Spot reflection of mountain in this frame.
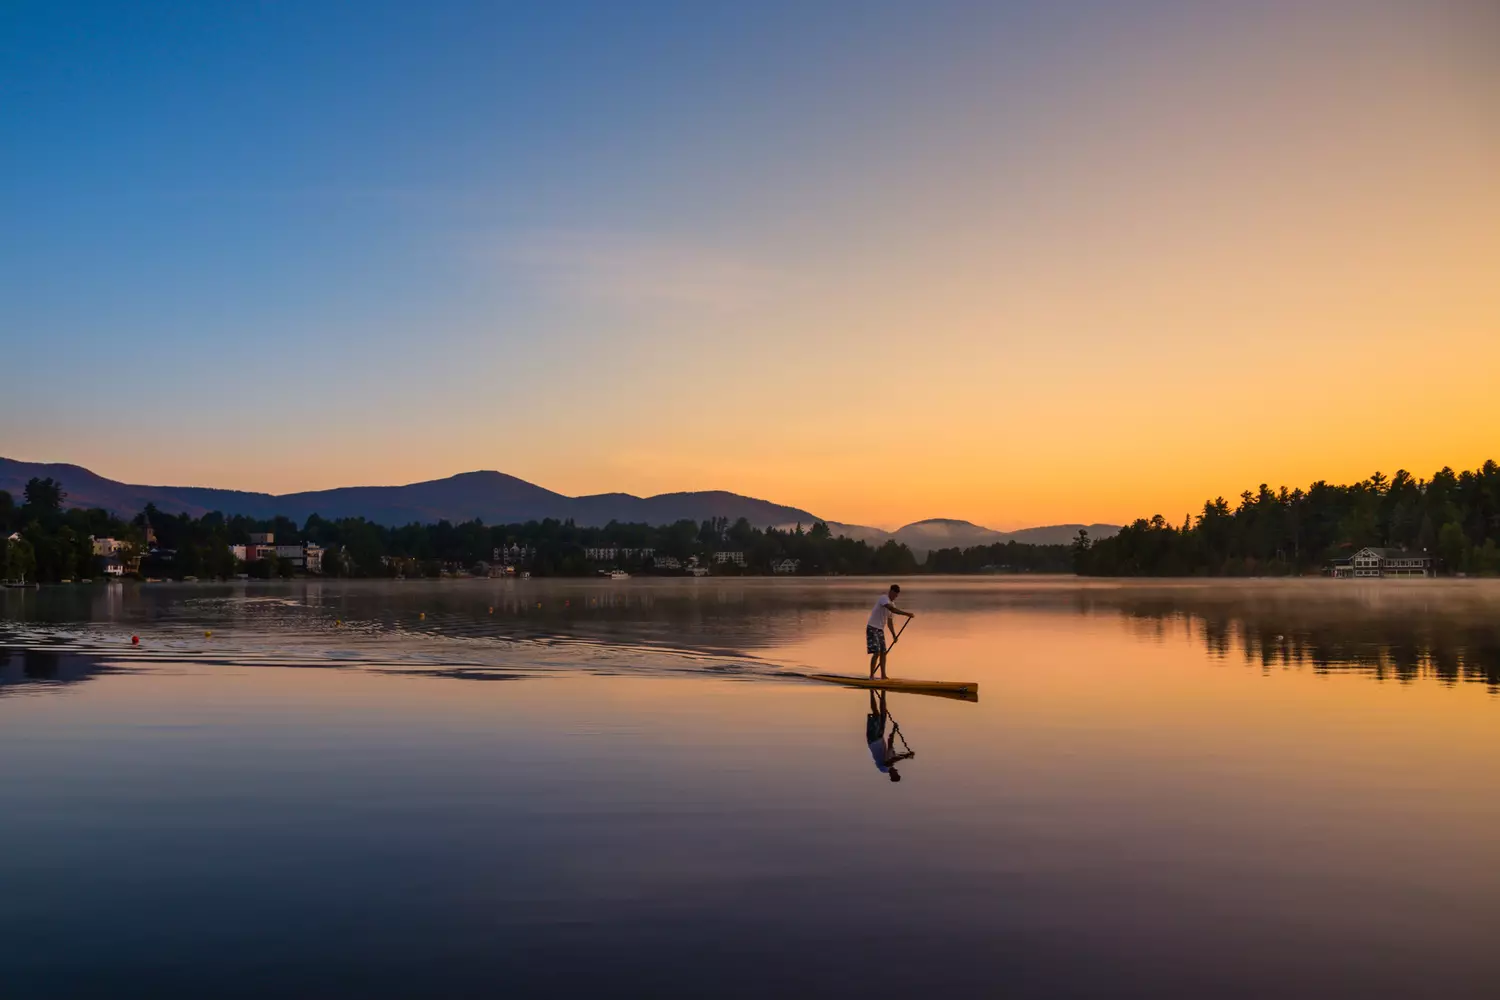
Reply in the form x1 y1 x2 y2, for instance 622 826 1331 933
0 648 120 694
1076 588 1500 689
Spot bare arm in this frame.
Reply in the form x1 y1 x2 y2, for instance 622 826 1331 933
887 603 914 618
885 735 915 764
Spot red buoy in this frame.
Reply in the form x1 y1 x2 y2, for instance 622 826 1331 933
131 635 140 645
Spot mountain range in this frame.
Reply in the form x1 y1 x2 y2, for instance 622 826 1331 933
827 518 1117 554
0 457 1116 553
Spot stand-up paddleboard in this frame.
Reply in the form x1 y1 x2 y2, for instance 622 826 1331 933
805 673 979 701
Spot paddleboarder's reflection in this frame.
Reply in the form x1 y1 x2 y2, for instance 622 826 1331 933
866 690 916 782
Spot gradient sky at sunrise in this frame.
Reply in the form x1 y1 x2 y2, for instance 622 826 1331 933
2 0 1497 529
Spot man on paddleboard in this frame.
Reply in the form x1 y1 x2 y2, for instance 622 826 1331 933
867 583 915 679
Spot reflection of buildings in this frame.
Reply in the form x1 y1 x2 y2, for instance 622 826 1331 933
1329 547 1433 578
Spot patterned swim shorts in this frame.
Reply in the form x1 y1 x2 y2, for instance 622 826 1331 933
866 625 887 655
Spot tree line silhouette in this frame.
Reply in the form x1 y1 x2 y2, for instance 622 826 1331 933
1074 460 1500 577
1 481 936 580
2 478 1081 582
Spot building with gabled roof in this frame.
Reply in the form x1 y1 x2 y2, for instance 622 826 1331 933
1331 547 1432 578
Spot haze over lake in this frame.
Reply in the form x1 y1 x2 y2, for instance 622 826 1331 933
3 578 1498 998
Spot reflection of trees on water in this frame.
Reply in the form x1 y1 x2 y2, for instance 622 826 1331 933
0 648 120 695
1076 591 1500 690
7 581 1498 689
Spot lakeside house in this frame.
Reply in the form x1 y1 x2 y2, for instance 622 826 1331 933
1329 547 1433 578
653 555 683 571
230 534 324 572
91 536 124 556
584 546 655 562
712 551 746 566
492 543 532 566
772 558 800 574
91 535 143 573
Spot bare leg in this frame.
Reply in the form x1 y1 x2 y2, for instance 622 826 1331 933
869 651 880 678
878 649 888 679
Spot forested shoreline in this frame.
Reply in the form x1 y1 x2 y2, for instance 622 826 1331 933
0 478 1072 582
1074 461 1500 577
9 460 1496 583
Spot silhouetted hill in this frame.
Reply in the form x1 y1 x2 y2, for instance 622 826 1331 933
1002 523 1118 546
826 517 1119 556
0 458 817 529
0 457 1118 546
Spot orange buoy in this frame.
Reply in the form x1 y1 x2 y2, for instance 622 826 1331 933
419 612 426 620
488 606 494 614
204 630 212 638
131 635 139 645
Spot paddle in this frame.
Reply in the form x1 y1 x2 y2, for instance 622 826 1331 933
885 615 911 655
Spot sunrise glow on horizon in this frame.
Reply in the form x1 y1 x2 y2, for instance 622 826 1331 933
3 1 1496 530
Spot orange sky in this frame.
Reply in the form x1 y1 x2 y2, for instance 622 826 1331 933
3 1 1497 529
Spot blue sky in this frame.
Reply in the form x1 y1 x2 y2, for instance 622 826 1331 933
3 1 1497 527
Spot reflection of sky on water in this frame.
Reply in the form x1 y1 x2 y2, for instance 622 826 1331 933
1 580 1498 997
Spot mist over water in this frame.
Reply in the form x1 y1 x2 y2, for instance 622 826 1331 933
3 578 1498 998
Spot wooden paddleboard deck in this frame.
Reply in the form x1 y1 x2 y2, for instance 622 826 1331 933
805 673 979 701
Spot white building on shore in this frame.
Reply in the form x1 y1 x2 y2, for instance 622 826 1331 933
229 536 325 573
1330 547 1433 578
91 536 124 556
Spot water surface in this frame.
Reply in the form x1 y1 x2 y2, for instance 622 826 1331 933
3 578 1498 998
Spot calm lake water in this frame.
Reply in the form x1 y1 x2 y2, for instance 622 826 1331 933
3 577 1498 998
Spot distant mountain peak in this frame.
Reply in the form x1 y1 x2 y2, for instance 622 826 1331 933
0 456 1118 547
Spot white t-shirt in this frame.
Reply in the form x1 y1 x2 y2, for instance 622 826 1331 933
867 594 893 630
